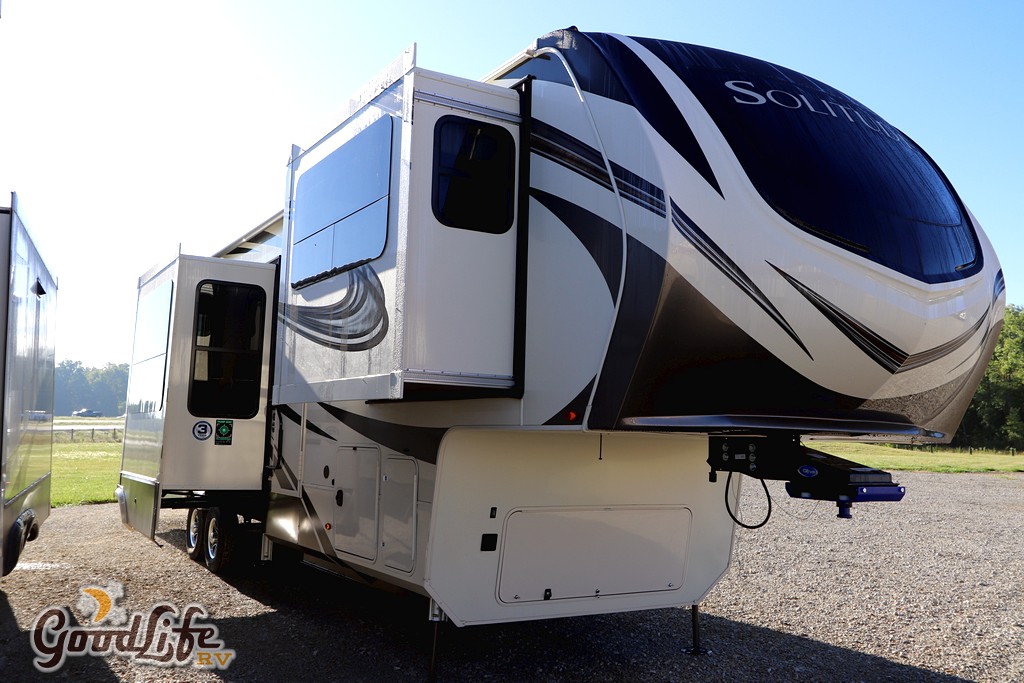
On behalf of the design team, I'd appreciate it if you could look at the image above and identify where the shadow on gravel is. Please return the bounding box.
[0,589,120,682]
[156,528,974,683]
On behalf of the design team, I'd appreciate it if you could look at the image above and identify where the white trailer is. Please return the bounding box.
[118,30,1003,633]
[0,193,57,577]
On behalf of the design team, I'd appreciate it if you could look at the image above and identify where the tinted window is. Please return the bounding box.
[432,116,516,234]
[291,197,388,287]
[291,115,393,288]
[188,281,265,419]
[635,39,981,284]
[293,115,392,243]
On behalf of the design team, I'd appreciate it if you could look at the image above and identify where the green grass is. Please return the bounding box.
[51,441,121,506]
[813,441,1024,473]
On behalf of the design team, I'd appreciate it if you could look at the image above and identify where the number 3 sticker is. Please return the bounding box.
[193,421,212,441]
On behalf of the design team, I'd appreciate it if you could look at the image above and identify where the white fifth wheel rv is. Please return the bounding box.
[1,193,57,577]
[118,29,1003,632]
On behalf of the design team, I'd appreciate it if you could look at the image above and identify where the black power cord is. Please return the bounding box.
[724,470,772,529]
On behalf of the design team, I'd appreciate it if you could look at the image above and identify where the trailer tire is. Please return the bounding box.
[2,525,21,576]
[2,514,32,577]
[204,507,236,574]
[185,508,206,561]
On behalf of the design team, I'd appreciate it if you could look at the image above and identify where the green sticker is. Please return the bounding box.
[215,419,233,445]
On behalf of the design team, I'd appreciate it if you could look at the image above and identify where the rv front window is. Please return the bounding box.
[432,116,515,234]
[188,281,266,419]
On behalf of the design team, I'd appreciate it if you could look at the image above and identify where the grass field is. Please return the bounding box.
[46,439,1024,508]
[52,441,121,506]
[814,441,1024,473]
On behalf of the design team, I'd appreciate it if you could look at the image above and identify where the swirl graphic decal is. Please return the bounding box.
[282,264,389,351]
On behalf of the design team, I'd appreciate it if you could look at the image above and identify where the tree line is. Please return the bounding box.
[54,360,128,417]
[952,305,1024,450]
[51,306,1023,447]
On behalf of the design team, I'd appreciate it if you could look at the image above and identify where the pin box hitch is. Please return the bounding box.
[707,435,905,518]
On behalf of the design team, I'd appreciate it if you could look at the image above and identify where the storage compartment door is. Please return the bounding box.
[381,457,417,572]
[497,506,691,603]
[332,446,379,561]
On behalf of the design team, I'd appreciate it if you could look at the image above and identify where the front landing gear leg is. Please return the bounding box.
[686,603,712,656]
[428,599,447,681]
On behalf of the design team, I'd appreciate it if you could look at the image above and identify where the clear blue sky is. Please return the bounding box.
[1,0,1020,366]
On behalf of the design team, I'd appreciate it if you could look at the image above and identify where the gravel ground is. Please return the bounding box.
[1,471,1022,682]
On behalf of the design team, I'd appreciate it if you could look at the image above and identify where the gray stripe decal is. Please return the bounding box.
[531,118,666,218]
[772,263,989,374]
[670,199,810,358]
[610,160,666,217]
[531,118,612,191]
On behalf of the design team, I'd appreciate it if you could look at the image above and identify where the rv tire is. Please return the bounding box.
[185,508,206,561]
[204,507,236,573]
[2,516,28,577]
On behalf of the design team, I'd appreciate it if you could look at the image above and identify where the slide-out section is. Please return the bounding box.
[117,255,276,538]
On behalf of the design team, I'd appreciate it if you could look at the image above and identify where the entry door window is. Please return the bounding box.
[188,281,266,418]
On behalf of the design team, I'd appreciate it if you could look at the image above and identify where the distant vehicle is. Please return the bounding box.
[72,408,102,418]
[2,192,57,577]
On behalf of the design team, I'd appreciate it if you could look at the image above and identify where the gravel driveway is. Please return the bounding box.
[1,471,1022,682]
